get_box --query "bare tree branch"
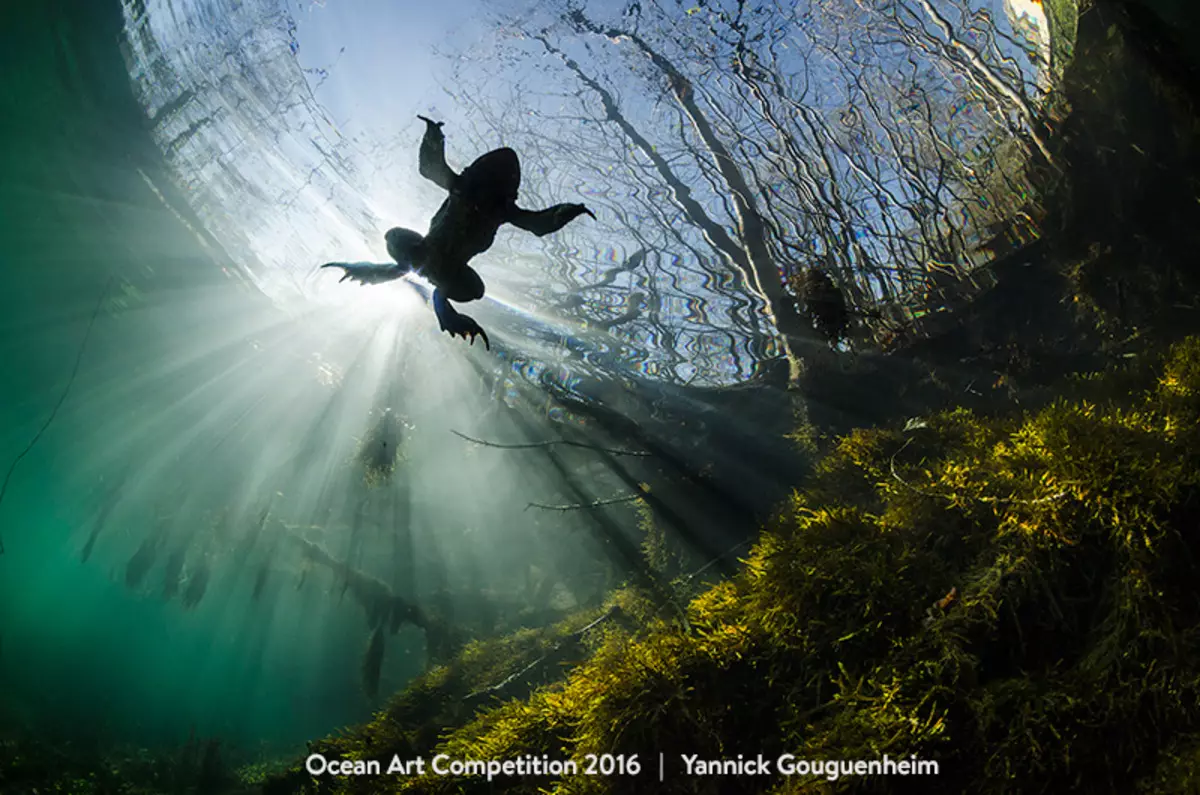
[451,429,650,457]
[525,494,646,512]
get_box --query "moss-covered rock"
[278,339,1200,794]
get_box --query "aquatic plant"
[269,338,1200,794]
[0,729,245,794]
[353,408,408,488]
[789,268,850,348]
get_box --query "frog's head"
[385,227,425,265]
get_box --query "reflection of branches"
[444,26,767,380]
[900,0,1053,164]
[452,0,1048,365]
[686,0,1047,335]
[593,291,646,331]
[452,430,649,457]
[570,248,647,293]
[532,30,806,375]
[532,35,750,277]
[567,10,813,371]
[0,277,112,555]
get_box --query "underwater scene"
[2,0,1200,792]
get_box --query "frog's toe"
[442,312,490,351]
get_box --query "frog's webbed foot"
[417,114,443,131]
[321,261,409,285]
[509,203,595,237]
[433,289,490,350]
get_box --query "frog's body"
[322,116,594,349]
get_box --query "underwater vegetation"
[119,506,223,609]
[265,338,1200,794]
[789,268,850,349]
[0,729,261,795]
[353,409,408,489]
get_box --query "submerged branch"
[681,536,755,586]
[0,277,113,555]
[525,494,645,512]
[452,430,650,457]
[293,535,422,627]
[463,605,627,707]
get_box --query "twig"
[681,537,755,584]
[452,430,650,457]
[464,606,623,705]
[525,494,644,512]
[0,277,113,555]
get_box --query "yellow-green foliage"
[288,339,1200,794]
[265,609,614,794]
[355,409,406,488]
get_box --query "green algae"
[268,340,1200,793]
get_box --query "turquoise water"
[0,1,671,759]
[0,0,425,756]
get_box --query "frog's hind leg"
[432,267,488,348]
[508,203,596,237]
[439,264,485,303]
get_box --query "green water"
[0,0,392,755]
[0,1,620,762]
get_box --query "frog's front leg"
[417,115,458,192]
[508,203,595,237]
[320,261,410,285]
